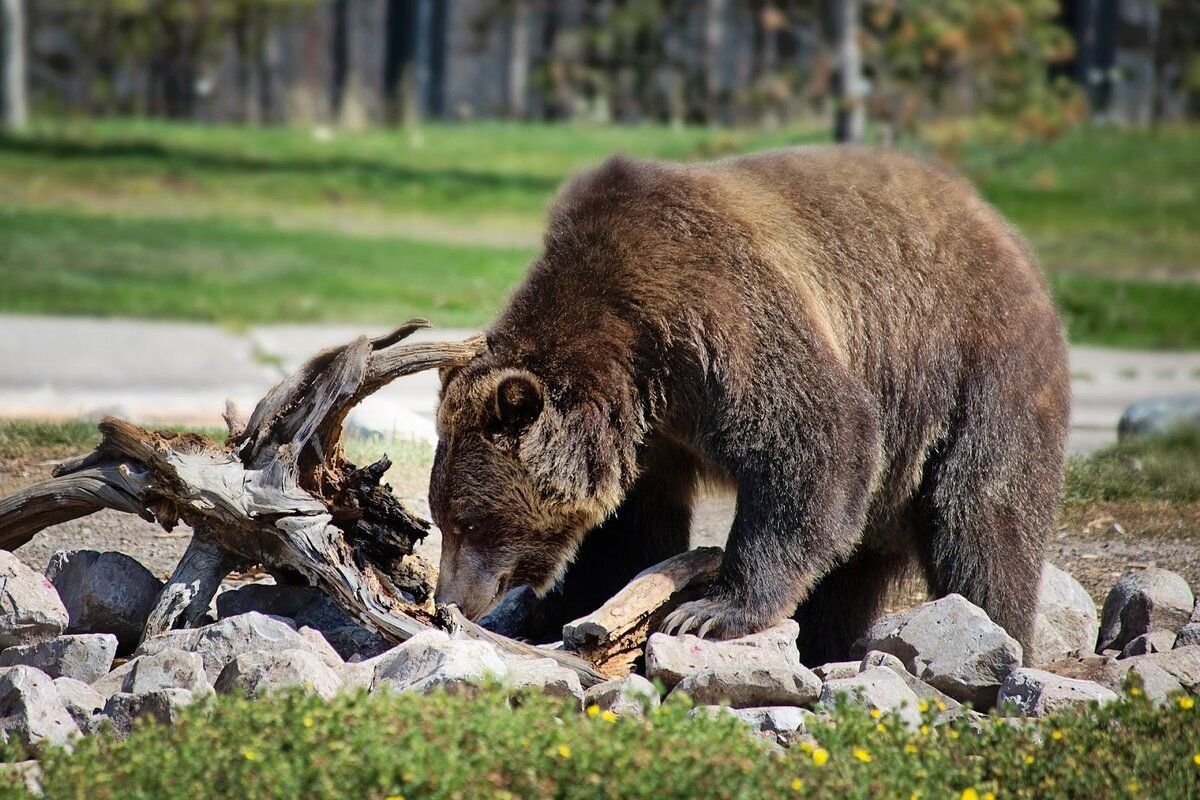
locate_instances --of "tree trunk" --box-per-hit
[704,0,728,124]
[830,0,865,143]
[506,0,530,119]
[383,0,420,126]
[1,0,28,130]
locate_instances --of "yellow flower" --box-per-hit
[1024,754,1035,765]
[919,724,931,736]
[385,796,405,800]
[910,793,921,800]
[1180,696,1195,710]
[961,790,979,800]
[984,794,995,800]
[853,748,872,763]
[949,730,960,740]
[904,743,919,754]
[556,745,571,759]
[799,741,815,754]
[600,710,618,724]
[935,700,947,712]
[1193,753,1200,766]
[302,715,314,728]
[1130,686,1142,696]
[869,708,882,719]
[876,723,888,734]
[1051,730,1063,741]
[586,704,600,718]
[241,748,259,761]
[917,700,930,713]
[402,772,415,782]
[791,778,803,792]
[812,748,829,766]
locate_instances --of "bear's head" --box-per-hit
[430,353,640,620]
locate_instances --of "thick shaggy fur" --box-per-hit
[430,146,1070,664]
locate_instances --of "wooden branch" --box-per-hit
[562,547,723,677]
[142,532,245,642]
[0,463,148,551]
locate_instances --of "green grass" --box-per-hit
[0,419,102,461]
[1063,428,1200,506]
[2,685,1197,800]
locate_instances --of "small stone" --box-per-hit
[214,648,343,700]
[812,661,859,681]
[1097,568,1194,653]
[53,677,105,731]
[0,665,80,750]
[1029,562,1100,665]
[1118,394,1200,440]
[45,550,162,654]
[858,650,962,716]
[672,660,822,708]
[0,551,68,650]
[730,706,812,743]
[505,658,584,707]
[93,649,211,697]
[645,620,802,689]
[371,630,508,694]
[852,594,1022,707]
[997,668,1118,717]
[818,666,922,729]
[102,689,198,738]
[582,675,660,718]
[1120,630,1177,658]
[0,634,117,683]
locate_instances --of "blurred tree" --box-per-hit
[383,0,420,125]
[827,0,865,141]
[1,0,27,130]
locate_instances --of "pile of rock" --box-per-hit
[1,547,1197,754]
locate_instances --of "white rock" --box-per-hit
[1097,569,1195,653]
[730,706,812,740]
[672,661,821,708]
[1137,645,1200,692]
[0,634,117,683]
[45,550,162,654]
[93,648,211,697]
[53,677,105,732]
[859,650,962,715]
[819,666,922,729]
[0,551,68,650]
[371,630,508,694]
[997,668,1118,717]
[582,675,660,718]
[645,620,802,689]
[852,594,1022,707]
[505,658,584,707]
[0,665,80,749]
[102,689,198,738]
[1120,630,1177,658]
[1029,563,1099,665]
[813,661,860,681]
[214,648,343,700]
[1127,659,1185,704]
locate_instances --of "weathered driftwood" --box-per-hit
[562,546,723,677]
[0,319,603,685]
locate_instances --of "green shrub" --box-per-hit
[2,687,1196,800]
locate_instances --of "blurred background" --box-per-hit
[0,1,1197,592]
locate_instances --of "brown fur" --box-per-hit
[430,146,1070,663]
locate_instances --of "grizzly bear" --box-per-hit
[430,146,1070,664]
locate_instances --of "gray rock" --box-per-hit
[1118,394,1200,440]
[998,668,1118,717]
[215,581,382,659]
[818,666,922,729]
[1174,601,1200,648]
[44,550,162,654]
[214,648,343,700]
[582,675,660,718]
[1136,645,1200,692]
[93,648,211,697]
[731,706,812,744]
[1097,569,1194,653]
[0,634,117,683]
[672,660,822,709]
[0,551,68,650]
[1120,630,1177,658]
[1040,653,1185,705]
[1029,563,1099,665]
[505,658,584,707]
[52,677,105,731]
[645,620,802,689]
[813,661,860,681]
[852,594,1022,707]
[0,666,80,750]
[136,612,341,678]
[371,630,508,694]
[859,650,963,715]
[1127,659,1186,704]
[102,689,198,738]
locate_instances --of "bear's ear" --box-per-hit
[495,372,543,432]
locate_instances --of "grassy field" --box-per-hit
[0,120,1197,343]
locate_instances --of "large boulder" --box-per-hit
[1029,563,1099,665]
[582,675,660,718]
[1137,645,1200,692]
[818,666,922,729]
[852,594,1022,707]
[1097,569,1194,653]
[0,634,117,683]
[1040,653,1185,705]
[859,650,963,715]
[0,666,80,750]
[52,677,105,732]
[0,551,68,650]
[371,630,508,694]
[505,658,584,707]
[997,668,1118,717]
[1118,395,1200,440]
[44,550,162,654]
[214,648,343,700]
[93,648,211,697]
[1173,601,1200,649]
[101,689,199,739]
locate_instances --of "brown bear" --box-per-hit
[430,146,1070,664]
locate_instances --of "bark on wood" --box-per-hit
[562,546,723,677]
[142,533,245,642]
